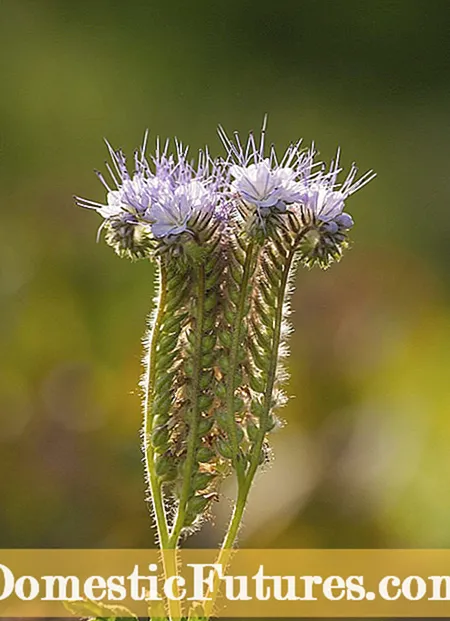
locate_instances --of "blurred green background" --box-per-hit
[1,0,450,551]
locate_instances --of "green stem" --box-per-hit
[143,259,184,621]
[241,246,296,511]
[202,247,296,621]
[168,262,206,548]
[143,258,170,549]
[226,239,256,482]
[222,246,296,541]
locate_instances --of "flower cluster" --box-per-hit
[76,138,226,259]
[77,123,375,547]
[77,125,374,265]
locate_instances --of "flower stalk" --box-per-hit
[142,257,171,549]
[76,122,375,621]
[168,262,206,546]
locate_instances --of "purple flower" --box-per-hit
[298,150,376,229]
[219,119,315,217]
[149,179,219,239]
[76,136,227,244]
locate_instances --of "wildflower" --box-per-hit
[218,120,314,220]
[149,179,221,240]
[76,136,227,257]
[298,149,376,228]
[295,150,376,266]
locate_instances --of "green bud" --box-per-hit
[196,445,215,463]
[166,289,188,314]
[204,291,218,313]
[246,418,259,442]
[205,270,220,290]
[198,393,214,412]
[201,352,215,368]
[155,455,177,480]
[215,409,229,431]
[197,416,214,435]
[229,287,240,304]
[224,308,235,325]
[249,372,266,393]
[192,471,214,491]
[251,398,265,418]
[161,330,180,352]
[161,311,187,333]
[216,438,233,460]
[187,494,211,515]
[234,396,245,413]
[249,341,270,372]
[266,414,278,432]
[218,354,230,373]
[183,238,207,264]
[154,372,175,393]
[218,330,232,348]
[215,379,227,400]
[236,425,245,444]
[152,413,169,428]
[151,425,170,449]
[186,329,196,348]
[199,370,214,390]
[184,359,194,377]
[203,314,215,332]
[229,261,242,284]
[205,254,218,273]
[202,334,216,351]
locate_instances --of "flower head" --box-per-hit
[149,179,218,239]
[298,149,376,229]
[76,135,228,257]
[295,150,376,267]
[219,119,315,220]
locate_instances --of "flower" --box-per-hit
[294,150,376,267]
[149,179,218,239]
[229,159,302,213]
[75,139,155,224]
[76,136,228,253]
[219,119,315,217]
[298,149,376,229]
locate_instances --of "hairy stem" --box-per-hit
[143,259,170,549]
[226,239,256,482]
[143,260,183,621]
[241,245,296,511]
[202,246,296,620]
[169,263,206,547]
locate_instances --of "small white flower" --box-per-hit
[298,150,376,228]
[149,180,215,239]
[219,120,315,218]
[76,137,228,246]
[299,184,346,222]
[99,175,151,219]
[230,159,302,211]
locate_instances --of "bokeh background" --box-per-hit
[1,0,450,553]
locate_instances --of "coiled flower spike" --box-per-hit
[295,149,376,267]
[218,118,316,234]
[75,135,229,261]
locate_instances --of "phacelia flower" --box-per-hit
[298,149,376,229]
[218,120,315,220]
[149,179,219,239]
[295,150,376,267]
[75,136,228,258]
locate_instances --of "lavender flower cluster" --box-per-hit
[77,124,374,266]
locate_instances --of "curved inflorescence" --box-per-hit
[76,123,375,551]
